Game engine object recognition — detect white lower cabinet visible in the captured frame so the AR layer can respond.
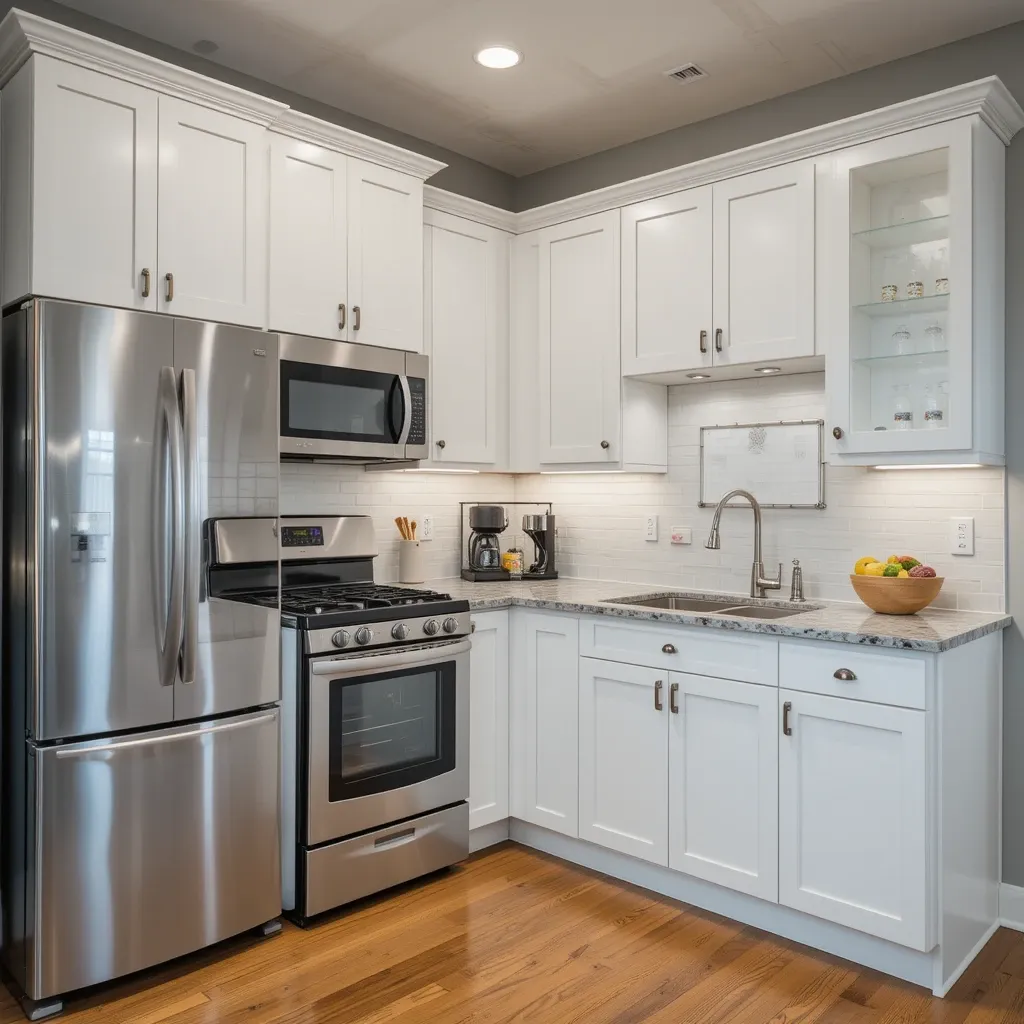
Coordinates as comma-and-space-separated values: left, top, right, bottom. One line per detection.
778, 688, 929, 949
469, 611, 510, 830
668, 673, 778, 901
511, 613, 579, 837
579, 659, 668, 864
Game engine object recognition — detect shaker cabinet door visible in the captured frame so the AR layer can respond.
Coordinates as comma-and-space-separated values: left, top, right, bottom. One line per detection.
157, 96, 268, 327
469, 611, 510, 829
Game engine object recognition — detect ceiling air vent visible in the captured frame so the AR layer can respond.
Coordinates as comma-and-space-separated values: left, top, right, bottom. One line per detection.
665, 62, 706, 83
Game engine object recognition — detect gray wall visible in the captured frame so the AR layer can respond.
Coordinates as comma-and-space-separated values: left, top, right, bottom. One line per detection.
515, 20, 1024, 886
15, 0, 515, 208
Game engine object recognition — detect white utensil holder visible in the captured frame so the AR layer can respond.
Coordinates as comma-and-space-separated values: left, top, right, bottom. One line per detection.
398, 540, 426, 583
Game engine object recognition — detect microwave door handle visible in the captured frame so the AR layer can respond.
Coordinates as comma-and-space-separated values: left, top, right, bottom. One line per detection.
396, 375, 412, 445
310, 638, 471, 677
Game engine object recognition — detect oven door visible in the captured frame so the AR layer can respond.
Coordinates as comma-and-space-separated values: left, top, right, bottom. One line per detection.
305, 637, 469, 845
279, 335, 426, 460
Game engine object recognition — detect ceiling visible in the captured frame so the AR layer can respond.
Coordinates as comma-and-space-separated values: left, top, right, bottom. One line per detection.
55, 0, 1024, 175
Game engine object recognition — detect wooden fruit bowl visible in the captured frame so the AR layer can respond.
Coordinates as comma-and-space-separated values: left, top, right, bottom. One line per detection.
850, 574, 944, 615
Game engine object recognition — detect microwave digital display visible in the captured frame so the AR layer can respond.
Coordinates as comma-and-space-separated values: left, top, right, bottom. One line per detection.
281, 525, 325, 548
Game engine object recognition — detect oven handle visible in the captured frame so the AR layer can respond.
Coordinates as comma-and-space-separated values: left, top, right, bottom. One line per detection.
310, 638, 472, 677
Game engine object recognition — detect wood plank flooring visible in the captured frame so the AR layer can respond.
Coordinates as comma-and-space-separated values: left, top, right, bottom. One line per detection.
3, 844, 1023, 1023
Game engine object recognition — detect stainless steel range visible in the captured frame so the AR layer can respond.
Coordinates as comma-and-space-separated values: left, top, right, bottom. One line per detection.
267, 516, 470, 921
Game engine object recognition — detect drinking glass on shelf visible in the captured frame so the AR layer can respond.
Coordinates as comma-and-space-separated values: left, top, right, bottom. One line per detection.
892, 384, 914, 430
923, 385, 944, 429
891, 324, 913, 356
922, 321, 945, 352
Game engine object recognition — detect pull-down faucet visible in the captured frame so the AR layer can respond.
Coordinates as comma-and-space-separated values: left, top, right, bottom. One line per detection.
705, 489, 783, 599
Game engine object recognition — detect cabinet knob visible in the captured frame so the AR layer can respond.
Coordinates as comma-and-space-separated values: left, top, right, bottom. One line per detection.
436, 439, 446, 449
600, 440, 610, 450
140, 267, 151, 298
338, 303, 347, 329
833, 668, 857, 681
832, 426, 844, 440
715, 328, 723, 353
662, 644, 677, 654
353, 305, 361, 331
165, 272, 174, 302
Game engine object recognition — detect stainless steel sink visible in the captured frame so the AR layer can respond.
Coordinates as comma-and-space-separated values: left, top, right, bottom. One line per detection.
620, 596, 745, 612
719, 605, 808, 620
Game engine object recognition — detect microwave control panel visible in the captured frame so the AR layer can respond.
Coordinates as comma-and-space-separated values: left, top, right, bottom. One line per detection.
408, 377, 426, 445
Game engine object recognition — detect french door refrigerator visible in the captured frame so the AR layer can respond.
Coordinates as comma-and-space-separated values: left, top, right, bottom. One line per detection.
1, 300, 282, 1013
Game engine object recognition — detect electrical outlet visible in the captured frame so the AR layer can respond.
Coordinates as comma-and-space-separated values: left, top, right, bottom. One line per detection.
421, 515, 434, 542
671, 526, 692, 545
645, 515, 658, 542
950, 516, 974, 555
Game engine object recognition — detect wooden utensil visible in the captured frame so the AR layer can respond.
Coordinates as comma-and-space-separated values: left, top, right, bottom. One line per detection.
410, 520, 418, 541
402, 517, 412, 540
394, 516, 408, 540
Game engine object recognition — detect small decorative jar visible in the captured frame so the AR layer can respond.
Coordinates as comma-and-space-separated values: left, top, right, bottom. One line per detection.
906, 280, 924, 299
881, 284, 898, 302
935, 276, 949, 295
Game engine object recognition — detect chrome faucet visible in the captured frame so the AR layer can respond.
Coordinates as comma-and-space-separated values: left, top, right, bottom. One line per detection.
705, 489, 783, 598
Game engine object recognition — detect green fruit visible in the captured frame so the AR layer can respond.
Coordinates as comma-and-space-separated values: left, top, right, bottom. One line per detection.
882, 563, 901, 577
899, 557, 921, 570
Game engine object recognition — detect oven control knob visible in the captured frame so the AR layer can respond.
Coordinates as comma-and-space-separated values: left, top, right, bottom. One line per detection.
354, 626, 374, 646
442, 617, 459, 635
391, 623, 410, 641
331, 630, 351, 649
423, 619, 440, 636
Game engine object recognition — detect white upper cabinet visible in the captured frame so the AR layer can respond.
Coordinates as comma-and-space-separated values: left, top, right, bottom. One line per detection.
157, 97, 268, 327
621, 187, 713, 376
620, 162, 815, 380
469, 611, 510, 830
824, 118, 1005, 465
268, 136, 348, 340
347, 159, 424, 352
424, 210, 510, 466
2, 56, 158, 311
712, 162, 815, 366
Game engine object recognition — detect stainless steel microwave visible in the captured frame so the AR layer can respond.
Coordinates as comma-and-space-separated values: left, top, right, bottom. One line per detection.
279, 334, 428, 462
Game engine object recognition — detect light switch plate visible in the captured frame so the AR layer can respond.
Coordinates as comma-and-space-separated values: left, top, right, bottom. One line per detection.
421, 515, 434, 542
950, 516, 974, 556
645, 515, 658, 542
671, 526, 692, 545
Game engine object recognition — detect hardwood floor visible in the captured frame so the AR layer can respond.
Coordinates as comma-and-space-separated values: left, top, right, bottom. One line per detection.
2, 844, 1023, 1023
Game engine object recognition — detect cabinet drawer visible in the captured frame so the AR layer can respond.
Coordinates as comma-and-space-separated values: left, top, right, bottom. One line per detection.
581, 616, 777, 685
779, 642, 927, 710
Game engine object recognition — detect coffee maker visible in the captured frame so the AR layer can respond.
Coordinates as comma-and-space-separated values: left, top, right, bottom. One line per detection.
462, 505, 509, 582
523, 514, 558, 580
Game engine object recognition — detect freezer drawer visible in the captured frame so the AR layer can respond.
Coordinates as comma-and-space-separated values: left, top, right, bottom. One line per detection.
302, 803, 468, 918
29, 709, 281, 1000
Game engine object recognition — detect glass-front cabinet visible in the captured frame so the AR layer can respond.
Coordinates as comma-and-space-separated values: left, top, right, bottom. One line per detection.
825, 118, 1005, 465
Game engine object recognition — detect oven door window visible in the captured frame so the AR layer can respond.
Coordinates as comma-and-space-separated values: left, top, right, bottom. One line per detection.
281, 360, 403, 444
327, 661, 456, 800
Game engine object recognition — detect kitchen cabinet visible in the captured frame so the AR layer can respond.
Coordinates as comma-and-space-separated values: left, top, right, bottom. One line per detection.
668, 673, 778, 901
423, 210, 510, 466
510, 612, 579, 837
579, 658, 668, 865
621, 162, 815, 378
823, 118, 1005, 465
469, 611, 510, 830
778, 688, 929, 949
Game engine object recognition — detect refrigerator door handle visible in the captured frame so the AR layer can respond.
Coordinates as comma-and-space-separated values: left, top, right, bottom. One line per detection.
156, 366, 185, 689
180, 368, 199, 685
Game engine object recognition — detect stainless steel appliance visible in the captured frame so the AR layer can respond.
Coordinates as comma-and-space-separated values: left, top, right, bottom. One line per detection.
523, 513, 558, 580
0, 301, 283, 1019
271, 517, 470, 922
462, 504, 509, 582
278, 334, 428, 462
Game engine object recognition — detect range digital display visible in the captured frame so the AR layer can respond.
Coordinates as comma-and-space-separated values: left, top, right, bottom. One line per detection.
281, 525, 325, 548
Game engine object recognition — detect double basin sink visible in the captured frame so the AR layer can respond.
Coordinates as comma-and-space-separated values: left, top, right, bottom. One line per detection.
605, 594, 819, 620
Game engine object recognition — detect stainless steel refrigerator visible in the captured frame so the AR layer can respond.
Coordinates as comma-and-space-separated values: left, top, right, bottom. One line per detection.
1, 300, 282, 1016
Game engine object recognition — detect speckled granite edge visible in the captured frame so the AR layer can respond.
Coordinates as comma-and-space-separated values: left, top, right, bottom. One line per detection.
417, 580, 1010, 653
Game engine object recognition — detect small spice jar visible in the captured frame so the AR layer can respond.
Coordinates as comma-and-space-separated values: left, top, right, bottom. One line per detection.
906, 280, 924, 299
881, 284, 898, 302
935, 276, 949, 295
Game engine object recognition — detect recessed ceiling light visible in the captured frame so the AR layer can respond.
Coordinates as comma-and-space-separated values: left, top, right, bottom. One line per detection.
193, 39, 219, 55
474, 46, 521, 69
686, 373, 711, 380
754, 366, 782, 374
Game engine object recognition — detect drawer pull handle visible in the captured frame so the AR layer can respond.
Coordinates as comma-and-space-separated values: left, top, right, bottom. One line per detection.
374, 827, 416, 849
338, 303, 347, 329
654, 680, 664, 712
833, 668, 857, 681
662, 644, 677, 654
783, 701, 792, 736
669, 682, 679, 714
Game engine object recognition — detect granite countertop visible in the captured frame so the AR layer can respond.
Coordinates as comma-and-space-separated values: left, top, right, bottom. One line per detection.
414, 577, 1010, 653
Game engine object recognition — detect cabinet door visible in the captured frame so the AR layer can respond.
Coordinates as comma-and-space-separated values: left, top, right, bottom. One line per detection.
469, 611, 510, 829
157, 96, 268, 327
268, 135, 348, 339
579, 658, 668, 865
425, 211, 507, 464
712, 162, 815, 366
27, 57, 158, 310
621, 187, 713, 375
668, 673, 777, 901
778, 689, 929, 949
537, 212, 621, 465
511, 613, 579, 837
348, 159, 423, 352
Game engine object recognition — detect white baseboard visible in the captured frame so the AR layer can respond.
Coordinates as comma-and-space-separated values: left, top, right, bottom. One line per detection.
1000, 882, 1024, 931
935, 918, 1001, 997
469, 818, 510, 853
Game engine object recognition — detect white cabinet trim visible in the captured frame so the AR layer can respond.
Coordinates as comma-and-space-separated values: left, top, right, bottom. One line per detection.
424, 185, 517, 233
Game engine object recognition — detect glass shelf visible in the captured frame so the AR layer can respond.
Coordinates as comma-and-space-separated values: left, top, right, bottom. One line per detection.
851, 215, 949, 249
852, 349, 949, 370
852, 293, 949, 318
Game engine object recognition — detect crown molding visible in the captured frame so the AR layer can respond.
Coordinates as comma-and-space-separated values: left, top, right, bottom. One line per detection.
270, 109, 446, 180
423, 185, 516, 232
516, 76, 1024, 234
0, 8, 288, 125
